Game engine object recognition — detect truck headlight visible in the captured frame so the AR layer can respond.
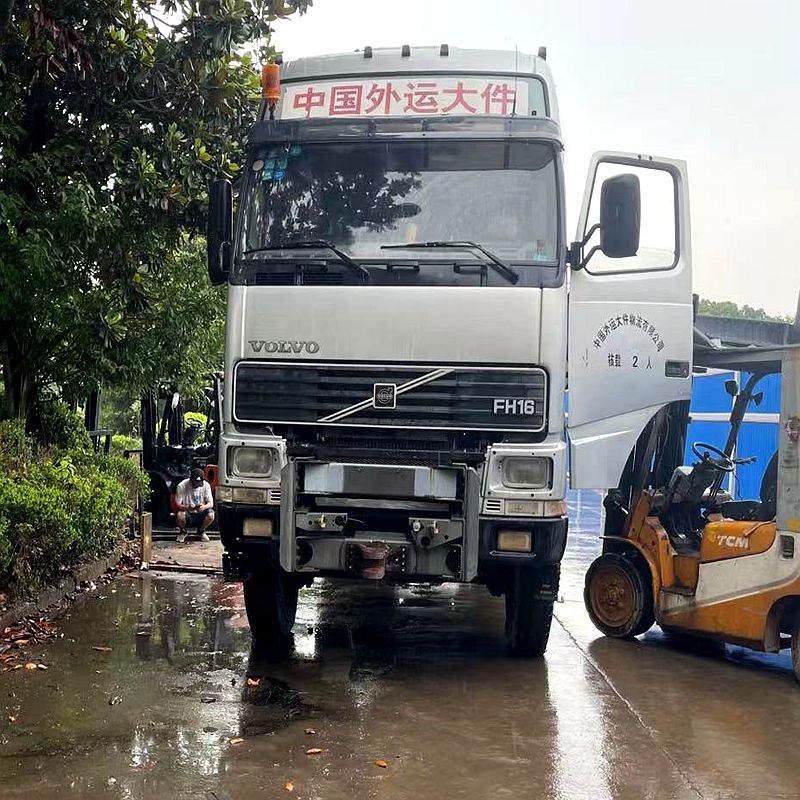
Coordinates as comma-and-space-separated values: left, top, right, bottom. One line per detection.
502, 456, 551, 489
230, 446, 275, 477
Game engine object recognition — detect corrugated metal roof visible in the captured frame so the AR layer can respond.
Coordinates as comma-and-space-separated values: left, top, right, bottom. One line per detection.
695, 314, 796, 347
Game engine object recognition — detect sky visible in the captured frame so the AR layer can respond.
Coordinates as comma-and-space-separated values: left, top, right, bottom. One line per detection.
273, 0, 800, 317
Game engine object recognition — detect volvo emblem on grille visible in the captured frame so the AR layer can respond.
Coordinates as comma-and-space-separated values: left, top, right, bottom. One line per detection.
373, 383, 397, 409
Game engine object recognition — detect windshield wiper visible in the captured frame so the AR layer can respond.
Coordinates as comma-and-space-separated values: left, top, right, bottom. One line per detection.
381, 241, 519, 285
241, 239, 370, 281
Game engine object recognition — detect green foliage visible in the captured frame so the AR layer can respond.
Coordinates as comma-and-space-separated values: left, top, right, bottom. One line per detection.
0, 410, 146, 598
111, 434, 143, 454
698, 298, 793, 323
100, 387, 141, 437
34, 399, 92, 451
184, 410, 209, 430
0, 1, 309, 420
119, 235, 226, 398
0, 419, 32, 471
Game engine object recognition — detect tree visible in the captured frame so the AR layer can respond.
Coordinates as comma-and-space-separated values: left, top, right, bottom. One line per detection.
119, 234, 226, 394
698, 298, 793, 324
0, 0, 311, 421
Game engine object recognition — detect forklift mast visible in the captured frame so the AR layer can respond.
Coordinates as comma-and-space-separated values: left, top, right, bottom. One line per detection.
604, 399, 691, 537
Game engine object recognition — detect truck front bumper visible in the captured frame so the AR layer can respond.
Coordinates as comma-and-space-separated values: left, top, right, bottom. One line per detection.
219, 466, 568, 584
479, 515, 568, 566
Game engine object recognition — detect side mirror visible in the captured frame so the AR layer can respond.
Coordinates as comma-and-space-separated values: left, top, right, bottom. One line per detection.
725, 379, 739, 398
599, 173, 640, 258
208, 178, 233, 285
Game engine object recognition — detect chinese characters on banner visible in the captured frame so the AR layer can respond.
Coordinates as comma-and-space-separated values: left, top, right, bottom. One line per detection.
282, 77, 532, 120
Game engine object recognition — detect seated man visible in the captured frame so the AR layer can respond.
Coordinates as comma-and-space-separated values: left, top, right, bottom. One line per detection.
175, 467, 215, 543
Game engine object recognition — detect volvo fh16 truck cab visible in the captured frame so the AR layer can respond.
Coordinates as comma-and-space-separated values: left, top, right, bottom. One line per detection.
208, 45, 694, 656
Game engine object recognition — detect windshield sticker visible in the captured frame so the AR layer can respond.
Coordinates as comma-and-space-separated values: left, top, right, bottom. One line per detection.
255, 144, 304, 183
281, 77, 532, 120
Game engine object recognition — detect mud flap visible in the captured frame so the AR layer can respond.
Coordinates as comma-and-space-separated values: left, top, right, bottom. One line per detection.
279, 461, 297, 572
462, 467, 480, 581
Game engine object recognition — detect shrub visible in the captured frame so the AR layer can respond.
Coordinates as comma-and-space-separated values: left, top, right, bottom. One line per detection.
35, 400, 92, 452
0, 420, 31, 471
111, 434, 143, 454
98, 453, 150, 499
0, 408, 146, 598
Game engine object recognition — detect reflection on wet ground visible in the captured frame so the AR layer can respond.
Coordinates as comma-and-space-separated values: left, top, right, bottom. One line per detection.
1, 490, 799, 799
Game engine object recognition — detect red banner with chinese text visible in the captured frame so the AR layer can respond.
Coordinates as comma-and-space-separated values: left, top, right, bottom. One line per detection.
281, 76, 534, 120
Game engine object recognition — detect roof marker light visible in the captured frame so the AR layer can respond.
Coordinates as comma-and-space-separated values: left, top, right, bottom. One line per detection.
364, 46, 373, 58
401, 44, 411, 57
440, 43, 449, 56
538, 46, 547, 60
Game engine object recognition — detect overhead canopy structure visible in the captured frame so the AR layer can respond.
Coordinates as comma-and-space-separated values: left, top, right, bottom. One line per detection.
695, 314, 798, 348
693, 340, 800, 374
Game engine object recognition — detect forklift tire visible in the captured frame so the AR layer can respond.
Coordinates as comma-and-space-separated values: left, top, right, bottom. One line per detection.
505, 568, 554, 658
243, 567, 299, 641
793, 614, 800, 685
584, 552, 654, 639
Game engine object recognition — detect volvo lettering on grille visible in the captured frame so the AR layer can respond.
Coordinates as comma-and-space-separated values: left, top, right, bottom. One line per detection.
248, 340, 320, 355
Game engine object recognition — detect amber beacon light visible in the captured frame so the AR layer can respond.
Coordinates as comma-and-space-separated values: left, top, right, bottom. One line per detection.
262, 62, 281, 118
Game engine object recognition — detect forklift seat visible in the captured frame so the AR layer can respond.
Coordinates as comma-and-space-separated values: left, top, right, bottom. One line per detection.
720, 450, 778, 522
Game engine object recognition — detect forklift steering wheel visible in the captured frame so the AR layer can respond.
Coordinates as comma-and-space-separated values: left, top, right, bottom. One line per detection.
691, 441, 735, 473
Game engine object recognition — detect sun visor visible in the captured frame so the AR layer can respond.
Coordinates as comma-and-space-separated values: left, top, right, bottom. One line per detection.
247, 115, 562, 148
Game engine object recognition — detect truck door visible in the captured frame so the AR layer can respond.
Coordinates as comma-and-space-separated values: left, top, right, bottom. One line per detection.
567, 152, 693, 489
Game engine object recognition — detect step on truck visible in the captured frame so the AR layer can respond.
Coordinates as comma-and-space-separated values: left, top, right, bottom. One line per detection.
207, 45, 694, 656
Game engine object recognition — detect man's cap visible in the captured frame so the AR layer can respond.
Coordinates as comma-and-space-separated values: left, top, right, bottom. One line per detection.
190, 468, 204, 484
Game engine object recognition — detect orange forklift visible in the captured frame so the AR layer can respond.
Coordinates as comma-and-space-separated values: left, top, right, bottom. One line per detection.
584, 343, 800, 682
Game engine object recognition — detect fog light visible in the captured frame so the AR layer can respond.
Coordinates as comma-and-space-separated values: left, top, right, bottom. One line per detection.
497, 530, 532, 553
243, 518, 273, 537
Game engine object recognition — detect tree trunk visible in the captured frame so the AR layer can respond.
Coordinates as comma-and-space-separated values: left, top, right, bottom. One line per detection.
1, 342, 34, 421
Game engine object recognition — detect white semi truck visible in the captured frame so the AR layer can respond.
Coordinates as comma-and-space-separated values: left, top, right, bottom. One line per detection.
208, 45, 694, 656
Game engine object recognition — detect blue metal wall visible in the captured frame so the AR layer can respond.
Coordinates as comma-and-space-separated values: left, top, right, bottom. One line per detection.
687, 371, 780, 500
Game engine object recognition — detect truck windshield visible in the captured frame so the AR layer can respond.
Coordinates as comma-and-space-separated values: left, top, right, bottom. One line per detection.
237, 139, 559, 277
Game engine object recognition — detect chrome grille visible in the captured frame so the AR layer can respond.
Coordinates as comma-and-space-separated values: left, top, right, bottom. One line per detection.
234, 362, 546, 433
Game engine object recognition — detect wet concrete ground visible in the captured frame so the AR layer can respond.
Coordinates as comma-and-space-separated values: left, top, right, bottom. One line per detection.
2, 491, 800, 799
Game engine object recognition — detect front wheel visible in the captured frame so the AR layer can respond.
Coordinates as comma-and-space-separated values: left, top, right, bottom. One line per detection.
243, 566, 300, 641
584, 552, 654, 639
504, 567, 556, 658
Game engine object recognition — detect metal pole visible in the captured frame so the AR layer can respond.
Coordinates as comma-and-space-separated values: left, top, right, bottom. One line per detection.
140, 511, 152, 570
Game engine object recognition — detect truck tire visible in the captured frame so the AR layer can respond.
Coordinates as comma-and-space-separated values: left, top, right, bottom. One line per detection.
243, 566, 299, 641
584, 552, 654, 639
504, 568, 555, 658
793, 614, 800, 685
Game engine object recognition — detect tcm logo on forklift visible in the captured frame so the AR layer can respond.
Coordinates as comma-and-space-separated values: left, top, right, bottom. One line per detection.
714, 534, 750, 550
493, 398, 536, 415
